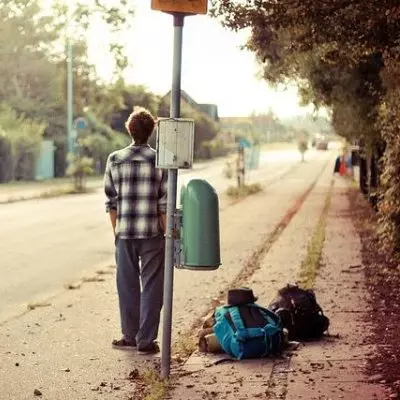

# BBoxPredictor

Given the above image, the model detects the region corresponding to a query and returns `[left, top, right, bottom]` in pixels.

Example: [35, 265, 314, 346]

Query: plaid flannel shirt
[104, 144, 168, 239]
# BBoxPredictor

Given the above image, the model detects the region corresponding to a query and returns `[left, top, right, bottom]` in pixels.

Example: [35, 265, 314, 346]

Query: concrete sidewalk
[0, 153, 330, 400]
[285, 180, 386, 399]
[171, 176, 386, 399]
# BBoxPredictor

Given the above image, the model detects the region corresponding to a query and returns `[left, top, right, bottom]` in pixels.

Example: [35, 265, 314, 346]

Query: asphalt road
[0, 147, 314, 323]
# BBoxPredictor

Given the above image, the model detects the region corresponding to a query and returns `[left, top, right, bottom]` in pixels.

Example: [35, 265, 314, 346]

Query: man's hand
[159, 213, 166, 235]
[109, 210, 117, 236]
[159, 214, 180, 239]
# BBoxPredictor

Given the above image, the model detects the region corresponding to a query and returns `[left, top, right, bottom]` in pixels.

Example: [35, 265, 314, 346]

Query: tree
[108, 83, 160, 134]
[211, 0, 389, 145]
[0, 104, 46, 182]
[0, 129, 13, 183]
[78, 107, 131, 173]
[53, 0, 135, 78]
[0, 0, 136, 178]
[212, 0, 400, 255]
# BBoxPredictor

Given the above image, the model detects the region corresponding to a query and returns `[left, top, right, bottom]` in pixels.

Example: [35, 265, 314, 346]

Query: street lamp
[67, 38, 73, 155]
[66, 6, 74, 156]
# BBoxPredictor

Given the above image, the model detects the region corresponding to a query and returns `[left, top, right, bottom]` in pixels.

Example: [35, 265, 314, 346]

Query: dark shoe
[137, 342, 160, 354]
[112, 338, 136, 349]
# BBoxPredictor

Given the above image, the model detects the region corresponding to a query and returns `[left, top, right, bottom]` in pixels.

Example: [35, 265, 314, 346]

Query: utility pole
[161, 13, 184, 380]
[67, 37, 73, 155]
[151, 0, 208, 381]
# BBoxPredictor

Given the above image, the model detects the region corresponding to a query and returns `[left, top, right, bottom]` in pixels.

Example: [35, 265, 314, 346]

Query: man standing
[104, 107, 167, 354]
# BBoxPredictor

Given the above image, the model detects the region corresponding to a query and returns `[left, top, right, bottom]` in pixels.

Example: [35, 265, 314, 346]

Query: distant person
[345, 151, 354, 177]
[104, 107, 167, 354]
[236, 146, 245, 187]
[333, 155, 341, 174]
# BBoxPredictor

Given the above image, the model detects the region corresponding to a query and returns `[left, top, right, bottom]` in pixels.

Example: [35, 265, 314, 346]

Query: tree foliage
[66, 153, 94, 192]
[0, 104, 46, 182]
[212, 0, 400, 255]
[0, 0, 229, 188]
[0, 0, 136, 178]
[377, 53, 400, 253]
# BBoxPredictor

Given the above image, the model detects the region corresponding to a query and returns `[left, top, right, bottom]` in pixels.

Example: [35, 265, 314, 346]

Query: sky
[85, 1, 315, 118]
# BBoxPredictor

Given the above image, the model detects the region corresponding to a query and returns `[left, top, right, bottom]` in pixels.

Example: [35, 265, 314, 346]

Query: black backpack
[269, 284, 329, 340]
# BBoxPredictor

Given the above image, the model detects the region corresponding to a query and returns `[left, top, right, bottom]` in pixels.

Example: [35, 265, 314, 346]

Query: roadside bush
[12, 132, 42, 181]
[54, 138, 66, 178]
[298, 139, 308, 162]
[81, 108, 131, 174]
[226, 182, 262, 199]
[0, 104, 45, 181]
[80, 133, 110, 174]
[377, 52, 400, 257]
[197, 138, 233, 160]
[0, 130, 12, 183]
[66, 153, 94, 192]
[110, 131, 131, 152]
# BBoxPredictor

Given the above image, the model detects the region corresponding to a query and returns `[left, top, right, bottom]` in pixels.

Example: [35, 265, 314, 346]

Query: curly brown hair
[125, 106, 156, 144]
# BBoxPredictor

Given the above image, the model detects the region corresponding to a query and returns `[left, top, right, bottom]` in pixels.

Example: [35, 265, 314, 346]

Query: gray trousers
[115, 236, 165, 348]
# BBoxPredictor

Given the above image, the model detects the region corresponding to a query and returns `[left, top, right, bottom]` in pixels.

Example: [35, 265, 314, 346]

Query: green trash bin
[180, 179, 221, 271]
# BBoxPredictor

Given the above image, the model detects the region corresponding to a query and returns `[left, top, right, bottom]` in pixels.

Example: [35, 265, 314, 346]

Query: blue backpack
[213, 303, 284, 360]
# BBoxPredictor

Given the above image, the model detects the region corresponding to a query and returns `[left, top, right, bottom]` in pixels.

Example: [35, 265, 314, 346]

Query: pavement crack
[265, 356, 291, 399]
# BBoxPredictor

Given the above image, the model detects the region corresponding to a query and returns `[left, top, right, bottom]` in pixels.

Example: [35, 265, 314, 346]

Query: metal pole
[161, 13, 184, 380]
[67, 38, 73, 154]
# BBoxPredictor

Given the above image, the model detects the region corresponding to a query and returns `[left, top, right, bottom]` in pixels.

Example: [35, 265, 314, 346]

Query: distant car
[316, 140, 329, 150]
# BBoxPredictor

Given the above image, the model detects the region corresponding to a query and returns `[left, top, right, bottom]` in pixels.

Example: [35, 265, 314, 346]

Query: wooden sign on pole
[151, 0, 208, 15]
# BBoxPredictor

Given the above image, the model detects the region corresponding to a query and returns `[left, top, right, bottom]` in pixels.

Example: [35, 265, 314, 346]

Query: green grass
[129, 368, 171, 400]
[298, 180, 334, 289]
[130, 325, 198, 400]
[226, 182, 263, 199]
[142, 369, 170, 400]
[172, 332, 197, 358]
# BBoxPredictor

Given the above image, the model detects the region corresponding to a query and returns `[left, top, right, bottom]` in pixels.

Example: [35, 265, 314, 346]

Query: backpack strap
[227, 306, 265, 342]
[226, 306, 248, 341]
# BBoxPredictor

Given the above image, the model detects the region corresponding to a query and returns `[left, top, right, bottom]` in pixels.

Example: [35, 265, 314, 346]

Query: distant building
[163, 90, 219, 122]
[197, 103, 219, 121]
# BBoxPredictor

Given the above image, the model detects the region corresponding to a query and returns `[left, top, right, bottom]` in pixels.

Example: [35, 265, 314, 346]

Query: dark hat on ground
[227, 288, 258, 306]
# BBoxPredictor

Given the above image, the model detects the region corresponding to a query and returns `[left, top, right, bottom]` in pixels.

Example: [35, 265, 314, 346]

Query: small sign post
[151, 1, 208, 381]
